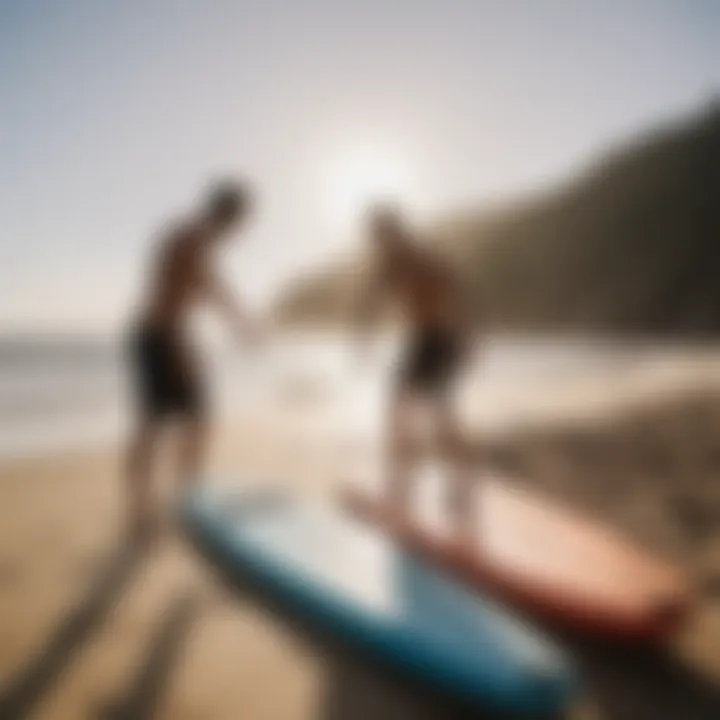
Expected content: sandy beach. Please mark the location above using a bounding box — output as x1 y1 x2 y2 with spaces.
2 352 720 720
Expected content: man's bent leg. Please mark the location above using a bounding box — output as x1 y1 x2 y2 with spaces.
172 343 208 495
176 414 209 493
125 418 160 543
436 396 475 546
386 389 419 520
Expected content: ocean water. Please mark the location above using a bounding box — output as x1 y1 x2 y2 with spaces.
0 331 689 460
0 331 375 458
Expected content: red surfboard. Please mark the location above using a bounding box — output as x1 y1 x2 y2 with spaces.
340 472 691 640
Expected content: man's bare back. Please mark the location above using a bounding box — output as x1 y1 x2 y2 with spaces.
143 223 212 334
377 238 462 331
355 201 468 329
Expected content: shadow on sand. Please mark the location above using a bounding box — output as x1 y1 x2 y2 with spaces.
99 592 200 720
553 629 720 720
0 543 144 720
318 656 511 720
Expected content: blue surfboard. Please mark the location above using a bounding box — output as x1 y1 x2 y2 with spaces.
182 486 578 717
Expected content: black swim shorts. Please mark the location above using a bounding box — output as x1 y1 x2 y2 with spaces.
128 324 205 420
397 327 463 395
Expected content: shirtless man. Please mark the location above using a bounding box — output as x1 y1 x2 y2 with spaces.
126 180 256 540
356 203 477 543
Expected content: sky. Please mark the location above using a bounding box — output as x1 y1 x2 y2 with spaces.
1 0 719 332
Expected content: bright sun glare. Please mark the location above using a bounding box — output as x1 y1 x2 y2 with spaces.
324 146 418 233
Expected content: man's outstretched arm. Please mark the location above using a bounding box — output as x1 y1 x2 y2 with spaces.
203 269 259 342
354 265 387 350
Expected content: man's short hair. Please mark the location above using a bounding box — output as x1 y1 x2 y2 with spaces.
206 179 251 222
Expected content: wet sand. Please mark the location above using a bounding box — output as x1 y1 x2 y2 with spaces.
2 366 720 719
